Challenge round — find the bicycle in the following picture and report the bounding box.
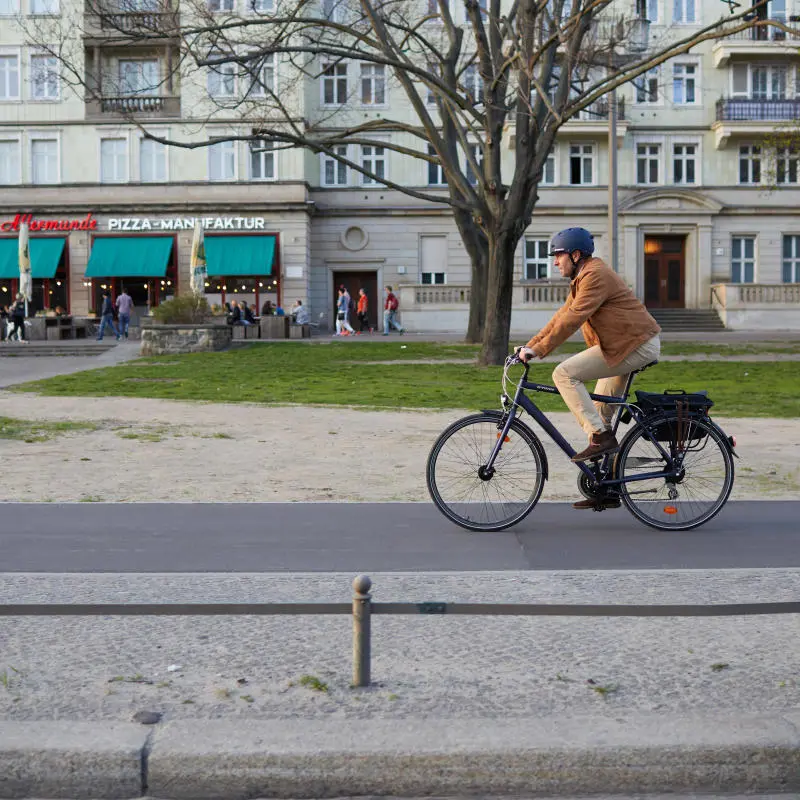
[427,354,737,533]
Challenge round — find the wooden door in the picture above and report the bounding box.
[644,236,685,308]
[332,270,379,330]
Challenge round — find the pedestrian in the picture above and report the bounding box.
[97,290,121,341]
[228,300,242,325]
[0,304,8,342]
[242,301,255,325]
[116,286,133,339]
[356,288,370,334]
[335,287,356,336]
[382,285,404,336]
[8,294,27,342]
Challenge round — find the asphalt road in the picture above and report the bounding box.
[1,501,797,572]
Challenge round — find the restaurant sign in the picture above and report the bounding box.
[1,213,98,232]
[108,216,267,231]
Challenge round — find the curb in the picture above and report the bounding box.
[2,713,800,799]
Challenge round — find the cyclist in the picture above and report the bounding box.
[515,227,661,509]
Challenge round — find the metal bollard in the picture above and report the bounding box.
[352,574,372,687]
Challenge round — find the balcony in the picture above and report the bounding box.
[712,19,800,66]
[83,3,179,43]
[712,98,800,148]
[85,94,180,119]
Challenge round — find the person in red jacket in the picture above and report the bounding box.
[382,285,404,335]
[356,288,371,334]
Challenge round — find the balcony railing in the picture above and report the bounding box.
[721,19,799,41]
[571,97,626,122]
[84,3,178,37]
[716,98,800,121]
[85,95,180,117]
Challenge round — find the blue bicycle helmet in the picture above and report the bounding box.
[549,227,595,257]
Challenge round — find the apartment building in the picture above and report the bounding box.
[0,0,798,330]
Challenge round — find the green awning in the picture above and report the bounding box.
[205,235,275,277]
[85,236,173,278]
[0,237,66,279]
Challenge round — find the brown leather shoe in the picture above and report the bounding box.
[571,430,620,463]
[573,497,621,510]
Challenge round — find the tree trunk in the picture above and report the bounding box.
[478,232,518,365]
[465,253,487,343]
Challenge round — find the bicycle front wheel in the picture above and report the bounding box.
[616,415,734,531]
[426,413,546,532]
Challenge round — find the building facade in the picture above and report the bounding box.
[1,0,799,330]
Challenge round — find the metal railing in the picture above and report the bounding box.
[4,575,800,689]
[721,20,798,40]
[716,98,800,121]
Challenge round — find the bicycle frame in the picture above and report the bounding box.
[486,365,680,487]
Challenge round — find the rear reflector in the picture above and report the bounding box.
[497,434,510,442]
[663,506,678,515]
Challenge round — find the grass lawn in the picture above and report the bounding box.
[11,342,800,418]
[0,416,98,442]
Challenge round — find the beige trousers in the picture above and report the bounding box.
[551,335,661,437]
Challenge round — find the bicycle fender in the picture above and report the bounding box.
[480,409,549,480]
[708,419,740,459]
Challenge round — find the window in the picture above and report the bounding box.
[322,62,347,105]
[249,139,275,180]
[672,63,696,104]
[739,144,761,184]
[0,0,20,14]
[753,65,787,99]
[30,0,58,12]
[462,63,483,104]
[30,137,58,184]
[208,0,234,10]
[784,235,800,282]
[321,144,348,186]
[0,138,21,184]
[101,138,128,183]
[465,142,483,185]
[208,140,236,180]
[672,142,696,184]
[634,67,659,104]
[568,143,593,185]
[636,143,660,184]
[427,143,446,185]
[731,236,755,283]
[541,152,556,185]
[672,0,696,23]
[777,147,799,184]
[30,54,59,100]
[248,54,275,96]
[360,143,386,183]
[140,137,166,182]
[646,0,659,23]
[207,55,235,97]
[120,59,159,95]
[524,239,551,280]
[0,54,20,101]
[360,63,385,105]
[250,0,273,10]
[425,61,440,104]
[421,272,446,284]
[322,0,345,21]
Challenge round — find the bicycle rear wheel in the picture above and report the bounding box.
[615,415,734,531]
[426,413,546,532]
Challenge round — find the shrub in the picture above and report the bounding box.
[152,294,213,324]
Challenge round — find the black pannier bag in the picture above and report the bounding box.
[634,389,714,443]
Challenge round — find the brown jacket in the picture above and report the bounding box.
[525,257,661,367]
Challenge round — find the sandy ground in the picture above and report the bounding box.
[0,392,797,502]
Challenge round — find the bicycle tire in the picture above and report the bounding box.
[615,414,734,531]
[426,413,546,532]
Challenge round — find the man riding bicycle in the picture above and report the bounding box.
[515,227,661,510]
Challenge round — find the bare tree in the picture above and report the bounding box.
[24,0,767,362]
